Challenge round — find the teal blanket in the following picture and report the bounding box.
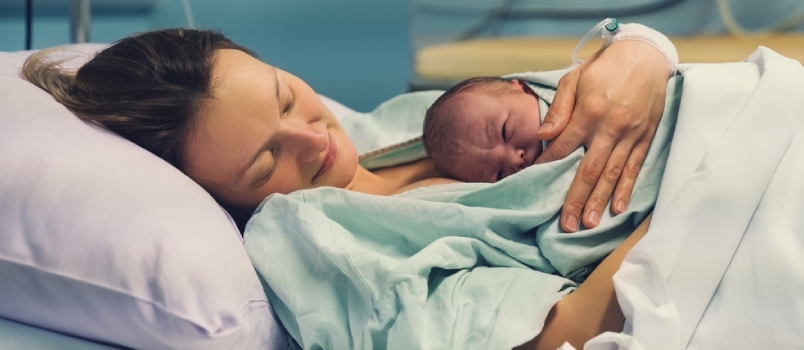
[245,73,682,349]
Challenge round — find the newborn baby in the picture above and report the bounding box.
[422,76,548,182]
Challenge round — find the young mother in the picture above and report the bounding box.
[24,28,670,348]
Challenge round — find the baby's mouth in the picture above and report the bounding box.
[524,144,542,168]
[534,142,544,162]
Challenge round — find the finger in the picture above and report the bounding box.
[560,137,615,232]
[581,141,633,228]
[538,69,580,141]
[612,138,651,215]
[534,122,586,165]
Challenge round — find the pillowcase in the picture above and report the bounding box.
[0,45,287,349]
[320,94,356,120]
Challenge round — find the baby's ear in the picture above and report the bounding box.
[510,79,526,92]
[511,79,537,96]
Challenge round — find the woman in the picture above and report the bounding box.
[23,28,671,348]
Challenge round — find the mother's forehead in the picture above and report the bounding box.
[184,50,280,182]
[211,49,278,89]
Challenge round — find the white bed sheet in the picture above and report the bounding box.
[582,47,804,349]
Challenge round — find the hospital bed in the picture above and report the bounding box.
[408,0,804,91]
[0,317,118,350]
[3,40,804,350]
[411,33,804,91]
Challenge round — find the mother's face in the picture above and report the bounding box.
[184,49,358,210]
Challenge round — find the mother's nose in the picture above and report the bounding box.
[280,124,328,162]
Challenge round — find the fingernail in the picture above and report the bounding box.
[615,199,626,214]
[565,214,578,232]
[586,210,600,227]
[538,122,554,133]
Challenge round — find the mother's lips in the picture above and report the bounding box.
[312,132,337,182]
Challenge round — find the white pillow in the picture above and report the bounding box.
[319,94,356,120]
[0,45,287,349]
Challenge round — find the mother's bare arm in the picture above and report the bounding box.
[516,213,653,350]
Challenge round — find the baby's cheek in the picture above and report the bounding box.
[455,161,488,183]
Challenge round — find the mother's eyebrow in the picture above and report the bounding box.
[272,66,281,114]
[234,66,281,186]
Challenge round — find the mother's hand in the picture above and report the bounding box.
[534,40,671,232]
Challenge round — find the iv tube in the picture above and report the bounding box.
[572,18,619,65]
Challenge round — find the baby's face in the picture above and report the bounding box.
[444,82,543,182]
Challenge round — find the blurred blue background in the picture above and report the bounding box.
[2,0,803,111]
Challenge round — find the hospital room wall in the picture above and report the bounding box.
[0,0,411,112]
[0,0,802,112]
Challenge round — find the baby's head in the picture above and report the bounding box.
[423,77,544,182]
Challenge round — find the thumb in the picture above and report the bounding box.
[538,69,579,141]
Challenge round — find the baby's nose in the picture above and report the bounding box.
[508,148,526,170]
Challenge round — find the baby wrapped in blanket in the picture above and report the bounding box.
[245,71,682,349]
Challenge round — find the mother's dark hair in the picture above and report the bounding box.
[23,28,254,171]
